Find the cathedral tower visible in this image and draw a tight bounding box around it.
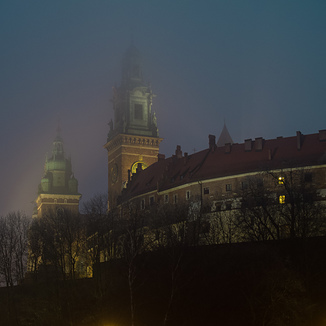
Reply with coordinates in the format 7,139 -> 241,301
34,129 -> 81,218
104,45 -> 162,209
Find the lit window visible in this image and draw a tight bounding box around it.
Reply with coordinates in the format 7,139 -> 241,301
278,176 -> 284,184
204,187 -> 210,195
226,184 -> 232,191
279,195 -> 286,204
186,190 -> 190,200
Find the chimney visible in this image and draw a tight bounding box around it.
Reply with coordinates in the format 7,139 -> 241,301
225,143 -> 231,153
184,152 -> 188,164
255,137 -> 264,151
175,145 -> 182,159
319,129 -> 326,142
296,131 -> 302,150
158,153 -> 165,161
209,134 -> 216,151
245,139 -> 252,151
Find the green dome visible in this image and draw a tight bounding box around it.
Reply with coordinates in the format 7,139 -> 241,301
46,159 -> 68,171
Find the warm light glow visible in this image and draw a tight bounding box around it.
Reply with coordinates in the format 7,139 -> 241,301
278,176 -> 284,184
279,195 -> 286,204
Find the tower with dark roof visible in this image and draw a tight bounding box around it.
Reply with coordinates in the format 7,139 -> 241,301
217,122 -> 234,147
104,46 -> 162,209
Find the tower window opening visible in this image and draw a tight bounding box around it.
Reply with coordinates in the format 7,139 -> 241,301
186,190 -> 191,200
134,104 -> 143,120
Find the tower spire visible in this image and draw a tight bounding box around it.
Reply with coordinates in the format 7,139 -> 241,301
217,122 -> 234,147
56,117 -> 62,138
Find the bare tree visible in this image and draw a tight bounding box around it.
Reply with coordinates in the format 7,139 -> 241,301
268,168 -> 326,239
235,169 -> 326,242
29,208 -> 85,280
0,212 -> 30,287
82,194 -> 109,273
119,203 -> 155,326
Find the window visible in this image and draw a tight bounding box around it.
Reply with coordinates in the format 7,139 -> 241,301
226,184 -> 232,191
204,187 -> 210,195
304,173 -> 312,182
141,199 -> 145,210
149,196 -> 154,206
164,194 -> 169,203
226,203 -> 232,210
241,181 -> 248,190
278,176 -> 284,184
279,195 -> 286,204
186,190 -> 190,200
174,194 -> 178,204
134,104 -> 143,120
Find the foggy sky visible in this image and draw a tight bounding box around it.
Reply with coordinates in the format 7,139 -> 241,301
1,1 -> 326,216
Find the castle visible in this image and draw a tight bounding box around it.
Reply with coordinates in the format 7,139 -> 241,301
35,45 -> 326,243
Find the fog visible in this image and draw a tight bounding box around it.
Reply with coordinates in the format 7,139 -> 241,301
1,1 -> 326,216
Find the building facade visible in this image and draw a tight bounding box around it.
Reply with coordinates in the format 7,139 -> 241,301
117,130 -> 326,243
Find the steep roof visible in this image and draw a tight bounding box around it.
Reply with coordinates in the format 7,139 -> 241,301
216,123 -> 233,147
120,130 -> 326,202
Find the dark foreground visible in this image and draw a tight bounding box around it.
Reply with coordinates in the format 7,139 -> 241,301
1,238 -> 326,326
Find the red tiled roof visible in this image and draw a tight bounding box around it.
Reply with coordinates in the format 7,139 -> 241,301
121,131 -> 326,201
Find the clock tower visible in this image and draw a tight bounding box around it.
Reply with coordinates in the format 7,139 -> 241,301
104,45 -> 162,209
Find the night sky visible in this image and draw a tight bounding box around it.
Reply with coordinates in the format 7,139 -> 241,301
1,1 -> 325,217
